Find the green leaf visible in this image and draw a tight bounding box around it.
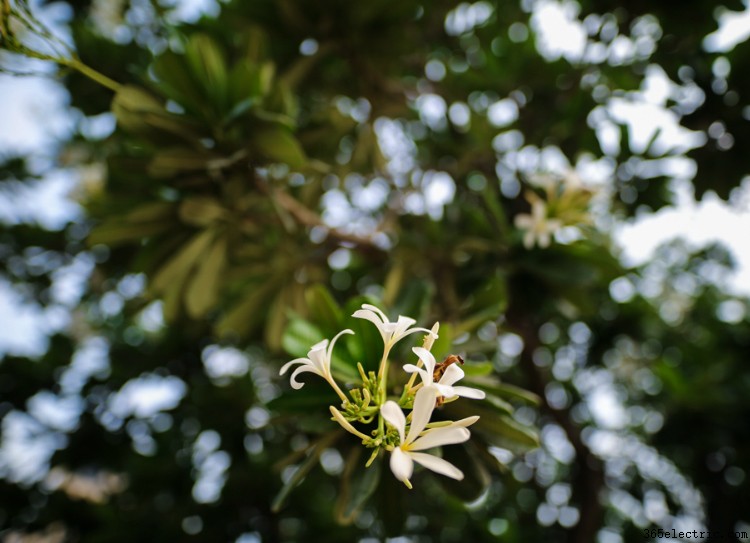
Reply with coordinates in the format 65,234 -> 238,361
178,197 -> 227,227
305,284 -> 344,335
251,123 -> 306,168
185,234 -> 227,318
282,318 -> 324,358
335,449 -> 382,525
87,221 -> 171,246
215,280 -> 279,339
148,148 -> 215,178
150,228 -> 216,294
270,431 -> 341,513
445,401 -> 539,452
457,273 -> 507,333
184,33 -> 229,112
267,384 -> 339,414
439,442 -> 491,503
111,85 -> 164,132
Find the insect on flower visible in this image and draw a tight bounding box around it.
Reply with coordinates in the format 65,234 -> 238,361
432,354 -> 464,382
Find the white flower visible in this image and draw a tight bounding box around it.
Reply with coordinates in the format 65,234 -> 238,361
380,388 -> 477,487
352,304 -> 437,350
514,199 -> 562,249
279,329 -> 353,399
405,347 -> 486,400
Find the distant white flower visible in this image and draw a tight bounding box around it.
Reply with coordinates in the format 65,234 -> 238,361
405,347 -> 486,400
352,304 -> 437,350
280,329 -> 353,400
514,199 -> 562,249
380,388 -> 477,487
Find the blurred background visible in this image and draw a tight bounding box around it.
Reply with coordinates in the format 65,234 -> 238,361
1,0 -> 750,541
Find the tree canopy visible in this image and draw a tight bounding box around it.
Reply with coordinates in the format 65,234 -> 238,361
1,0 -> 749,542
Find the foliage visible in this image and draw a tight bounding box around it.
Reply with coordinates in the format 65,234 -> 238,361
1,0 -> 750,542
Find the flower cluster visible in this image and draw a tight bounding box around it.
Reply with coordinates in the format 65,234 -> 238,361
280,303 -> 485,488
514,170 -> 597,249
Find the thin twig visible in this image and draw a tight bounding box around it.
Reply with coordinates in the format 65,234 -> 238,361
256,179 -> 385,250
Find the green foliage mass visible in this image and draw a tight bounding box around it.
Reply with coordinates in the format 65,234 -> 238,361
1,0 -> 750,542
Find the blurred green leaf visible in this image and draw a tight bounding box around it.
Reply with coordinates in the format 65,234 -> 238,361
251,123 -> 306,168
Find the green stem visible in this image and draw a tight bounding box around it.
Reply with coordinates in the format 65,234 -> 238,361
327,377 -> 349,404
61,58 -> 122,93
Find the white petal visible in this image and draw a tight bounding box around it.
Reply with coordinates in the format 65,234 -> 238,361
438,363 -> 464,386
410,426 -> 470,451
326,328 -> 354,362
395,326 -> 437,344
409,452 -> 464,480
352,309 -> 388,342
392,315 -> 417,338
307,347 -> 329,374
289,365 -> 321,389
380,400 -> 406,444
390,447 -> 414,483
450,386 -> 486,400
309,339 -> 328,351
279,358 -> 307,375
360,304 -> 389,323
451,416 -> 480,427
405,387 -> 437,445
523,231 -> 535,249
514,214 -> 532,228
539,231 -> 551,248
411,347 -> 437,377
402,364 -> 430,385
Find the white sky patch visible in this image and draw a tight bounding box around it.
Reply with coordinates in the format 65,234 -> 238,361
0,279 -> 64,357
108,374 -> 187,419
704,4 -> 750,52
0,75 -> 72,153
202,346 -> 249,383
166,0 -> 221,24
0,410 -> 66,483
615,185 -> 750,296
27,391 -> 84,433
531,0 -> 587,63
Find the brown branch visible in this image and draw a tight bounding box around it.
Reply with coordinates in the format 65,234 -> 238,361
507,308 -> 604,543
255,179 -> 385,251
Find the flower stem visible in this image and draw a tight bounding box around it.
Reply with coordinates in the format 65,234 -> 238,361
62,58 -> 122,93
327,377 -> 349,404
330,407 -> 370,441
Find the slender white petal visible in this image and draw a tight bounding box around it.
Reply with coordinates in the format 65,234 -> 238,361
361,303 -> 389,322
405,387 -> 436,445
409,452 -> 464,480
451,415 -> 480,427
380,401 -> 406,444
326,328 -> 354,363
352,309 -> 388,342
396,326 -> 437,343
402,364 -> 430,384
393,315 -> 417,338
390,447 -> 414,483
307,346 -> 329,374
438,364 -> 464,386
449,386 -> 486,399
279,357 -> 308,375
353,304 -> 437,350
310,339 -> 328,351
289,365 -> 321,389
523,231 -> 535,249
411,347 -> 437,376
514,214 -> 533,228
410,426 -> 470,451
